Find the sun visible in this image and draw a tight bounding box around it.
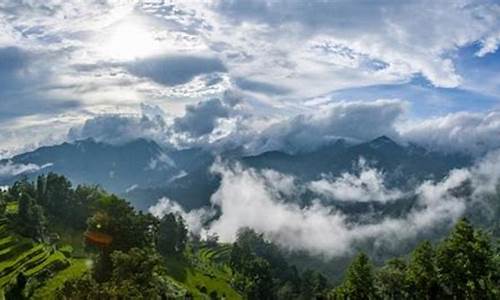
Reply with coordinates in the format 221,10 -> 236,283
100,19 -> 160,61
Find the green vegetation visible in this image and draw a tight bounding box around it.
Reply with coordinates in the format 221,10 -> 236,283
164,251 -> 242,299
0,219 -> 76,299
331,218 -> 500,299
32,258 -> 88,300
0,174 -> 499,299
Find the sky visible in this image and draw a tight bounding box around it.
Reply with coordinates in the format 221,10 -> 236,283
1,0 -> 500,157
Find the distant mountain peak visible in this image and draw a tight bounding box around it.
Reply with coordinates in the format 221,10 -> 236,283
367,135 -> 399,149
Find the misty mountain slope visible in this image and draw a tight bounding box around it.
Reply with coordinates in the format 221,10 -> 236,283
0,136 -> 473,213
242,136 -> 472,187
125,148 -> 219,211
0,138 -> 181,193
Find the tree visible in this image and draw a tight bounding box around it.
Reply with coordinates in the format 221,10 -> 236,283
332,252 -> 376,300
230,243 -> 252,271
70,184 -> 102,229
157,213 -> 187,255
436,218 -> 497,298
88,195 -> 156,252
375,258 -> 408,300
5,272 -> 28,299
239,257 -> 274,300
59,248 -> 179,299
235,228 -> 295,282
38,173 -> 73,218
86,195 -> 157,281
17,191 -> 46,240
0,190 -> 6,216
300,269 -> 328,299
406,241 -> 439,299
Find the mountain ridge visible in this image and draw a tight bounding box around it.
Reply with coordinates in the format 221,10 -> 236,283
0,136 -> 472,211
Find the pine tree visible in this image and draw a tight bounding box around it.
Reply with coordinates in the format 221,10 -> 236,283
406,241 -> 439,299
436,218 -> 496,298
333,252 -> 376,300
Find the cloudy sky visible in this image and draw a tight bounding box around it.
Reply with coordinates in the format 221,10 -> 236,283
1,0 -> 500,156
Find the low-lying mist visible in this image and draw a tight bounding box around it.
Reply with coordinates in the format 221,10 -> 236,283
150,150 -> 500,257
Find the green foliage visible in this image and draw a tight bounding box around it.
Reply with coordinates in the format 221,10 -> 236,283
332,252 -> 376,300
4,272 -> 28,299
4,174 -> 500,300
58,248 -> 179,299
331,219 -> 500,299
85,195 -> 157,282
375,258 -> 408,299
300,269 -> 328,299
88,195 -> 157,252
436,218 -> 497,298
406,241 -> 439,299
0,191 -> 6,217
230,228 -> 328,299
232,256 -> 274,300
163,251 -> 242,299
157,212 -> 187,256
17,191 -> 46,241
32,259 -> 88,300
235,228 -> 300,284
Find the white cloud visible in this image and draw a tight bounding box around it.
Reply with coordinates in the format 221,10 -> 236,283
244,99 -> 405,154
309,158 -> 405,203
204,151 -> 500,257
61,96 -> 500,158
149,197 -> 215,235
67,109 -> 170,146
399,110 -> 500,155
0,161 -> 52,178
210,0 -> 500,89
1,0 -> 500,156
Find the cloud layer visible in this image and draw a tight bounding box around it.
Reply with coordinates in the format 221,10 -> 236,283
309,158 -> 405,203
162,150 -> 498,257
60,95 -> 500,158
1,0 -> 500,156
0,161 -> 52,179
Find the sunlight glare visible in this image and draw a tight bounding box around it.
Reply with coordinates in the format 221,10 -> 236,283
101,20 -> 160,61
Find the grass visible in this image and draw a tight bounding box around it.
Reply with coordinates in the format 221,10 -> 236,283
31,258 -> 89,300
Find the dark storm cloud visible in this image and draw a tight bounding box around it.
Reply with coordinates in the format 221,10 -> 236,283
173,98 -> 233,137
234,78 -> 290,95
127,55 -> 226,86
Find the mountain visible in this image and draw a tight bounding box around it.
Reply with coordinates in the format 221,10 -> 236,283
242,135 -> 471,188
0,138 -> 181,193
0,136 -> 472,211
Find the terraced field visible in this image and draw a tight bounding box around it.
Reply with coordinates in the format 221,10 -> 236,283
162,244 -> 241,299
198,244 -> 232,265
0,217 -> 87,299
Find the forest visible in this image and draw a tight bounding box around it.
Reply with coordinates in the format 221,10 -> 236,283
0,173 -> 498,299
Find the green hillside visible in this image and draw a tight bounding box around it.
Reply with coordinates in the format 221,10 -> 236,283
0,215 -> 87,299
0,199 -> 241,299
164,244 -> 241,299
0,173 -> 498,299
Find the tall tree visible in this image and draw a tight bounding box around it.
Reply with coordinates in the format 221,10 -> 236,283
406,241 -> 439,299
436,218 -> 496,298
332,252 -> 376,300
376,258 -> 408,300
0,190 -> 6,216
17,191 -> 46,240
157,213 -> 187,255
